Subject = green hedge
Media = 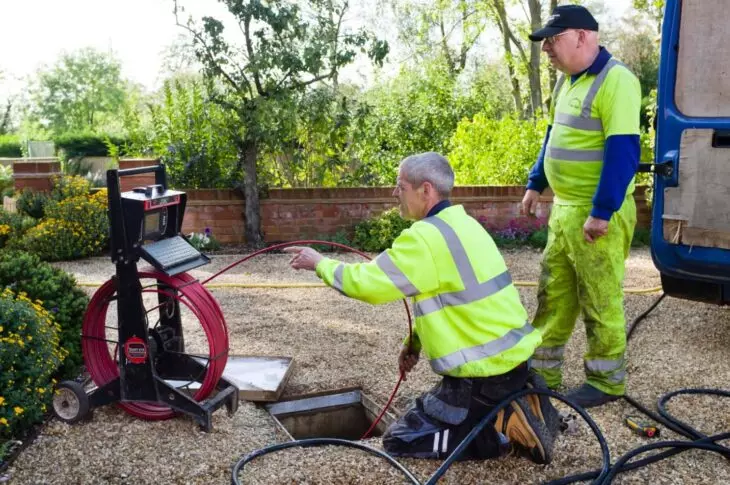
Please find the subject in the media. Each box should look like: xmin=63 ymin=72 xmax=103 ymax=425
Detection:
xmin=54 ymin=132 xmax=128 ymax=159
xmin=0 ymin=135 xmax=22 ymax=158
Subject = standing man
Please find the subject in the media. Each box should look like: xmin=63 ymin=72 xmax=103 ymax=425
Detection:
xmin=523 ymin=5 xmax=640 ymax=408
xmin=285 ymin=152 xmax=559 ymax=463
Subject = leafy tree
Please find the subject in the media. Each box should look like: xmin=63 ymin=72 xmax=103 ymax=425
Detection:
xmin=449 ymin=113 xmax=547 ymax=185
xmin=148 ymin=79 xmax=239 ymax=188
xmin=345 ymin=59 xmax=512 ymax=186
xmin=612 ymin=16 xmax=660 ymax=129
xmin=175 ymin=0 xmax=388 ymax=244
xmin=24 ymin=48 xmax=128 ymax=134
xmin=260 ymin=85 xmax=366 ymax=187
xmin=383 ymin=0 xmax=489 ymax=75
xmin=633 ymin=0 xmax=665 ymax=34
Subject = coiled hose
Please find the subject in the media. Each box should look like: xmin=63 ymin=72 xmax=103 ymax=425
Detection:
xmin=82 ymin=271 xmax=230 ymax=419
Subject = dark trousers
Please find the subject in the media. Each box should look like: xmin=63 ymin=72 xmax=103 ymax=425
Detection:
xmin=382 ymin=363 xmax=529 ymax=460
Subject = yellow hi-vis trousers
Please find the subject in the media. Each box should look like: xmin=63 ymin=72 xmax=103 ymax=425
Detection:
xmin=531 ymin=196 xmax=636 ymax=395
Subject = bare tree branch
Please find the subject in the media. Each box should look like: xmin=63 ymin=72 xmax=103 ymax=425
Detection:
xmin=173 ymin=0 xmax=252 ymax=98
xmin=242 ymin=13 xmax=266 ymax=96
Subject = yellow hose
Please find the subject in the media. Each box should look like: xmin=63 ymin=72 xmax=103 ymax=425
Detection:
xmin=77 ymin=281 xmax=663 ymax=294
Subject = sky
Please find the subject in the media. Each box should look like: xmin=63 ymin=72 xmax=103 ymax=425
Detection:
xmin=0 ymin=0 xmax=634 ymax=100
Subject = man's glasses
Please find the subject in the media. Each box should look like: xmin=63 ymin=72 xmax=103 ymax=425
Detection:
xmin=544 ymin=31 xmax=570 ymax=45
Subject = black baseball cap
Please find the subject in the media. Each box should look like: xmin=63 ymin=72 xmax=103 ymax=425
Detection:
xmin=529 ymin=5 xmax=599 ymax=42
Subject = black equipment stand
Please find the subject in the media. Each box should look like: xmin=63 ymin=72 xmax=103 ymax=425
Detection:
xmin=53 ymin=164 xmax=238 ymax=431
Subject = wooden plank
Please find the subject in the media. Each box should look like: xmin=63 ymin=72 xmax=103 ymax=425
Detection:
xmin=676 ymin=1 xmax=730 ymax=117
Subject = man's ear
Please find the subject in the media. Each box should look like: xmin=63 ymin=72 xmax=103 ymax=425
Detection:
xmin=421 ymin=181 xmax=434 ymax=197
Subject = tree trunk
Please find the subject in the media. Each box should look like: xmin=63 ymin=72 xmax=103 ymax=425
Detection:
xmin=547 ymin=0 xmax=558 ymax=112
xmin=528 ymin=0 xmax=543 ymax=117
xmin=492 ymin=0 xmax=523 ymax=114
xmin=240 ymin=139 xmax=263 ymax=245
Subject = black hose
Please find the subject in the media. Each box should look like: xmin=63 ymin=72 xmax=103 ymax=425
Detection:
xmin=230 ymin=438 xmax=421 ymax=485
xmin=231 ymin=388 xmax=612 ymax=485
xmin=626 ymin=292 xmax=666 ymax=340
xmin=424 ymin=388 xmax=610 ymax=485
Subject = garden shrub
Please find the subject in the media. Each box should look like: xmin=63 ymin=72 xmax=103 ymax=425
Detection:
xmin=16 ymin=189 xmax=50 ymax=219
xmin=0 ymin=250 xmax=88 ymax=378
xmin=0 ymin=288 xmax=66 ymax=440
xmin=54 ymin=131 xmax=127 ymax=159
xmin=449 ymin=114 xmax=548 ymax=185
xmin=0 ymin=165 xmax=13 ymax=196
xmin=18 ymin=188 xmax=108 ymax=261
xmin=480 ymin=216 xmax=549 ymax=249
xmin=50 ymin=174 xmax=92 ymax=201
xmin=310 ymin=230 xmax=353 ymax=253
xmin=0 ymin=135 xmax=22 ymax=158
xmin=0 ymin=210 xmax=36 ymax=249
xmin=188 ymin=228 xmax=222 ymax=252
xmin=352 ymin=208 xmax=413 ymax=252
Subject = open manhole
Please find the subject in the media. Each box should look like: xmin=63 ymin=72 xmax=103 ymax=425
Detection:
xmin=266 ymin=388 xmax=397 ymax=440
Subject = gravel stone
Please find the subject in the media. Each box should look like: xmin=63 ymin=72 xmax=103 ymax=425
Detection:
xmin=6 ymin=248 xmax=730 ymax=484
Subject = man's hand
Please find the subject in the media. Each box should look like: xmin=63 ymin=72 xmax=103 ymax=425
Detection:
xmin=283 ymin=246 xmax=324 ymax=271
xmin=522 ymin=189 xmax=541 ymax=216
xmin=583 ymin=216 xmax=609 ymax=243
xmin=398 ymin=345 xmax=420 ymax=381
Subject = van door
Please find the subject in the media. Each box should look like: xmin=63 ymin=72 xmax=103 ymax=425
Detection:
xmin=651 ymin=0 xmax=730 ymax=303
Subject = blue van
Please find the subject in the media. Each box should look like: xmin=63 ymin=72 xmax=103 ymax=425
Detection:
xmin=648 ymin=0 xmax=730 ymax=304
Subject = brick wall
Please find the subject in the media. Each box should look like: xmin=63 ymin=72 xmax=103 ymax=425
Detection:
xmin=118 ymin=159 xmax=159 ymax=192
xmin=182 ymin=186 xmax=652 ymax=244
xmin=11 ymin=158 xmax=62 ymax=192
xmin=182 ymin=189 xmax=245 ymax=243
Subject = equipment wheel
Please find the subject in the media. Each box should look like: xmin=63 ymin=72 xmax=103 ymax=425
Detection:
xmin=52 ymin=380 xmax=90 ymax=424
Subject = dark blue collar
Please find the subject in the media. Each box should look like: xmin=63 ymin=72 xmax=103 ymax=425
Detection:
xmin=426 ymin=200 xmax=451 ymax=218
xmin=571 ymin=46 xmax=611 ymax=84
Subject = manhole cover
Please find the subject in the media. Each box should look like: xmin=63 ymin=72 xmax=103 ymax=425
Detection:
xmin=266 ymin=389 xmax=396 ymax=440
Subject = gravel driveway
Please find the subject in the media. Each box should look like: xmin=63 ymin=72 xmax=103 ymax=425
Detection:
xmin=5 ymin=247 xmax=730 ymax=484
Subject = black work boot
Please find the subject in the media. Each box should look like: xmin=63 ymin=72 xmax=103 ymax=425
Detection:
xmin=526 ymin=371 xmax=561 ymax=437
xmin=494 ymin=397 xmax=554 ymax=464
xmin=565 ymin=383 xmax=622 ymax=408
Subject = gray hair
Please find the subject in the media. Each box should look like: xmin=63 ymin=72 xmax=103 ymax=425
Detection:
xmin=399 ymin=152 xmax=454 ymax=198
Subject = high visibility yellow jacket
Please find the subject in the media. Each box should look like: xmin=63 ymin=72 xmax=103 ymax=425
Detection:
xmin=546 ymin=57 xmax=641 ymax=204
xmin=315 ymin=205 xmax=541 ymax=378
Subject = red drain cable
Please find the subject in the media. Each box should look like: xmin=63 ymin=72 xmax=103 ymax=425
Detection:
xmin=202 ymin=240 xmax=413 ymax=440
xmin=82 ymin=271 xmax=229 ymax=419
xmin=82 ymin=240 xmax=411 ymax=436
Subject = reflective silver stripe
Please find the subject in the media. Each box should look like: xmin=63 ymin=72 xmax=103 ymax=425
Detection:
xmin=585 ymin=358 xmax=624 ymax=373
xmin=414 ymin=271 xmax=512 ymax=317
xmin=547 ymin=147 xmax=603 ymax=162
xmin=332 ymin=264 xmax=346 ymax=296
xmin=375 ymin=252 xmax=420 ymax=297
xmin=582 ymin=58 xmax=621 ymax=117
xmin=552 ymin=75 xmax=565 ymax=105
xmin=533 ymin=346 xmax=565 ymax=359
xmin=530 ymin=359 xmax=562 ymax=370
xmin=423 ymin=216 xmax=478 ymax=287
xmin=432 ymin=432 xmax=439 ymax=453
xmin=430 ymin=321 xmax=536 ymax=373
xmin=442 ymin=429 xmax=449 ymax=453
xmin=554 ymin=112 xmax=603 ymax=131
xmin=606 ymin=369 xmax=627 ymax=384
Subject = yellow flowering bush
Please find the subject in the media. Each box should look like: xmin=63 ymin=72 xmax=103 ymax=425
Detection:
xmin=0 ymin=288 xmax=66 ymax=441
xmin=0 ymin=250 xmax=88 ymax=378
xmin=50 ymin=175 xmax=92 ymax=201
xmin=18 ymin=188 xmax=108 ymax=261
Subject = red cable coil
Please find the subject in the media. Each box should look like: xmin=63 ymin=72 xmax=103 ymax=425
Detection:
xmin=82 ymin=271 xmax=229 ymax=419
